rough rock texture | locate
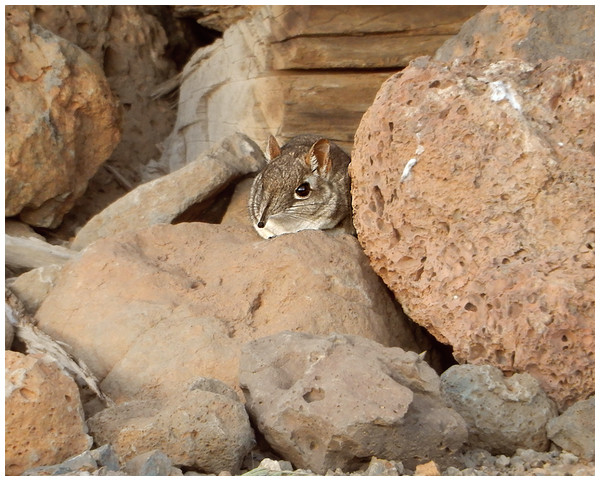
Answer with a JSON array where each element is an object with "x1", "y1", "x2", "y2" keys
[
  {"x1": 33, "y1": 5, "x2": 178, "y2": 180},
  {"x1": 240, "y1": 332, "x2": 468, "y2": 474},
  {"x1": 173, "y1": 5, "x2": 258, "y2": 32},
  {"x1": 35, "y1": 223, "x2": 420, "y2": 402},
  {"x1": 71, "y1": 133, "x2": 266, "y2": 250},
  {"x1": 547, "y1": 396, "x2": 595, "y2": 461},
  {"x1": 440, "y1": 364, "x2": 558, "y2": 455},
  {"x1": 5, "y1": 316, "x2": 15, "y2": 349},
  {"x1": 5, "y1": 6, "x2": 121, "y2": 228},
  {"x1": 161, "y1": 5, "x2": 482, "y2": 168},
  {"x1": 434, "y1": 5, "x2": 595, "y2": 63},
  {"x1": 349, "y1": 56, "x2": 594, "y2": 410},
  {"x1": 9, "y1": 265, "x2": 64, "y2": 313},
  {"x1": 88, "y1": 379, "x2": 255, "y2": 474},
  {"x1": 5, "y1": 351, "x2": 92, "y2": 475}
]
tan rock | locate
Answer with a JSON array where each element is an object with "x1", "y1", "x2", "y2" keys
[
  {"x1": 88, "y1": 379, "x2": 254, "y2": 474},
  {"x1": 160, "y1": 6, "x2": 481, "y2": 167},
  {"x1": 5, "y1": 351, "x2": 91, "y2": 475},
  {"x1": 349, "y1": 56, "x2": 594, "y2": 410},
  {"x1": 10, "y1": 265, "x2": 64, "y2": 313},
  {"x1": 36, "y1": 222, "x2": 421, "y2": 403},
  {"x1": 5, "y1": 6, "x2": 121, "y2": 228},
  {"x1": 70, "y1": 133, "x2": 266, "y2": 250},
  {"x1": 434, "y1": 5, "x2": 594, "y2": 63},
  {"x1": 415, "y1": 460, "x2": 441, "y2": 476},
  {"x1": 240, "y1": 332, "x2": 467, "y2": 473}
]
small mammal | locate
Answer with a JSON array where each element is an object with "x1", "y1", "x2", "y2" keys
[{"x1": 248, "y1": 134, "x2": 352, "y2": 239}]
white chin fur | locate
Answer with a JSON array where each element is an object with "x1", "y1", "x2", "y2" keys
[{"x1": 253, "y1": 217, "x2": 320, "y2": 239}]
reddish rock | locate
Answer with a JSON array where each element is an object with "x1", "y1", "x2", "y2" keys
[
  {"x1": 434, "y1": 5, "x2": 594, "y2": 63},
  {"x1": 5, "y1": 351, "x2": 91, "y2": 475},
  {"x1": 35, "y1": 223, "x2": 421, "y2": 402},
  {"x1": 349, "y1": 56, "x2": 594, "y2": 410},
  {"x1": 5, "y1": 6, "x2": 121, "y2": 228}
]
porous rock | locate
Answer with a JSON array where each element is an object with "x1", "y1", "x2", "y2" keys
[
  {"x1": 71, "y1": 133, "x2": 266, "y2": 250},
  {"x1": 5, "y1": 6, "x2": 121, "y2": 228},
  {"x1": 88, "y1": 379, "x2": 254, "y2": 474},
  {"x1": 37, "y1": 223, "x2": 419, "y2": 403},
  {"x1": 239, "y1": 331, "x2": 467, "y2": 474},
  {"x1": 349, "y1": 56, "x2": 594, "y2": 410},
  {"x1": 434, "y1": 5, "x2": 594, "y2": 63},
  {"x1": 5, "y1": 351, "x2": 91, "y2": 475},
  {"x1": 547, "y1": 396, "x2": 595, "y2": 461},
  {"x1": 440, "y1": 364, "x2": 558, "y2": 455}
]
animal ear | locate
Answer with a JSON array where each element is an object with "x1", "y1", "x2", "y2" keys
[
  {"x1": 306, "y1": 139, "x2": 331, "y2": 175},
  {"x1": 266, "y1": 135, "x2": 281, "y2": 162}
]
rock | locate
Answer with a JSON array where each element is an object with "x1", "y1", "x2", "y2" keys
[
  {"x1": 21, "y1": 450, "x2": 97, "y2": 476},
  {"x1": 161, "y1": 6, "x2": 481, "y2": 167},
  {"x1": 5, "y1": 351, "x2": 92, "y2": 475},
  {"x1": 547, "y1": 396, "x2": 595, "y2": 461},
  {"x1": 434, "y1": 5, "x2": 594, "y2": 63},
  {"x1": 440, "y1": 364, "x2": 558, "y2": 455},
  {"x1": 5, "y1": 315, "x2": 14, "y2": 349},
  {"x1": 349, "y1": 56, "x2": 594, "y2": 410},
  {"x1": 5, "y1": 6, "x2": 121, "y2": 228},
  {"x1": 5, "y1": 219, "x2": 46, "y2": 241},
  {"x1": 9, "y1": 265, "x2": 64, "y2": 313},
  {"x1": 365, "y1": 457, "x2": 404, "y2": 476},
  {"x1": 173, "y1": 5, "x2": 258, "y2": 32},
  {"x1": 34, "y1": 5, "x2": 178, "y2": 176},
  {"x1": 70, "y1": 133, "x2": 266, "y2": 250},
  {"x1": 88, "y1": 379, "x2": 255, "y2": 474},
  {"x1": 239, "y1": 331, "x2": 467, "y2": 474},
  {"x1": 124, "y1": 450, "x2": 173, "y2": 476},
  {"x1": 90, "y1": 444, "x2": 120, "y2": 472},
  {"x1": 415, "y1": 460, "x2": 441, "y2": 476},
  {"x1": 36, "y1": 223, "x2": 420, "y2": 402}
]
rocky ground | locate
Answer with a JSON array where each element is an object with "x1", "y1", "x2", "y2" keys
[{"x1": 20, "y1": 447, "x2": 595, "y2": 476}]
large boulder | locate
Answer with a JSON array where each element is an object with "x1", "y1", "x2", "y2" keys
[
  {"x1": 349, "y1": 56, "x2": 594, "y2": 410},
  {"x1": 239, "y1": 331, "x2": 468, "y2": 474},
  {"x1": 5, "y1": 351, "x2": 92, "y2": 475},
  {"x1": 5, "y1": 6, "x2": 121, "y2": 228},
  {"x1": 35, "y1": 223, "x2": 421, "y2": 403}
]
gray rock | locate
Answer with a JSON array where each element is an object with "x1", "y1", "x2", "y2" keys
[
  {"x1": 22, "y1": 450, "x2": 97, "y2": 475},
  {"x1": 440, "y1": 364, "x2": 558, "y2": 455},
  {"x1": 239, "y1": 331, "x2": 468, "y2": 474},
  {"x1": 124, "y1": 450, "x2": 172, "y2": 476},
  {"x1": 547, "y1": 396, "x2": 595, "y2": 461},
  {"x1": 91, "y1": 444, "x2": 120, "y2": 471}
]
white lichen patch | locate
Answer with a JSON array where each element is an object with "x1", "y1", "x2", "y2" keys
[{"x1": 489, "y1": 81, "x2": 522, "y2": 112}]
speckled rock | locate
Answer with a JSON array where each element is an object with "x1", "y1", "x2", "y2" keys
[
  {"x1": 349, "y1": 56, "x2": 594, "y2": 410},
  {"x1": 5, "y1": 351, "x2": 92, "y2": 475},
  {"x1": 88, "y1": 379, "x2": 254, "y2": 474},
  {"x1": 434, "y1": 5, "x2": 594, "y2": 63},
  {"x1": 5, "y1": 6, "x2": 121, "y2": 228},
  {"x1": 547, "y1": 396, "x2": 595, "y2": 461},
  {"x1": 240, "y1": 331, "x2": 467, "y2": 474},
  {"x1": 440, "y1": 364, "x2": 558, "y2": 454}
]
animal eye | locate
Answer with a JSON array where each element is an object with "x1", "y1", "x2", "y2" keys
[{"x1": 295, "y1": 182, "x2": 311, "y2": 198}]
